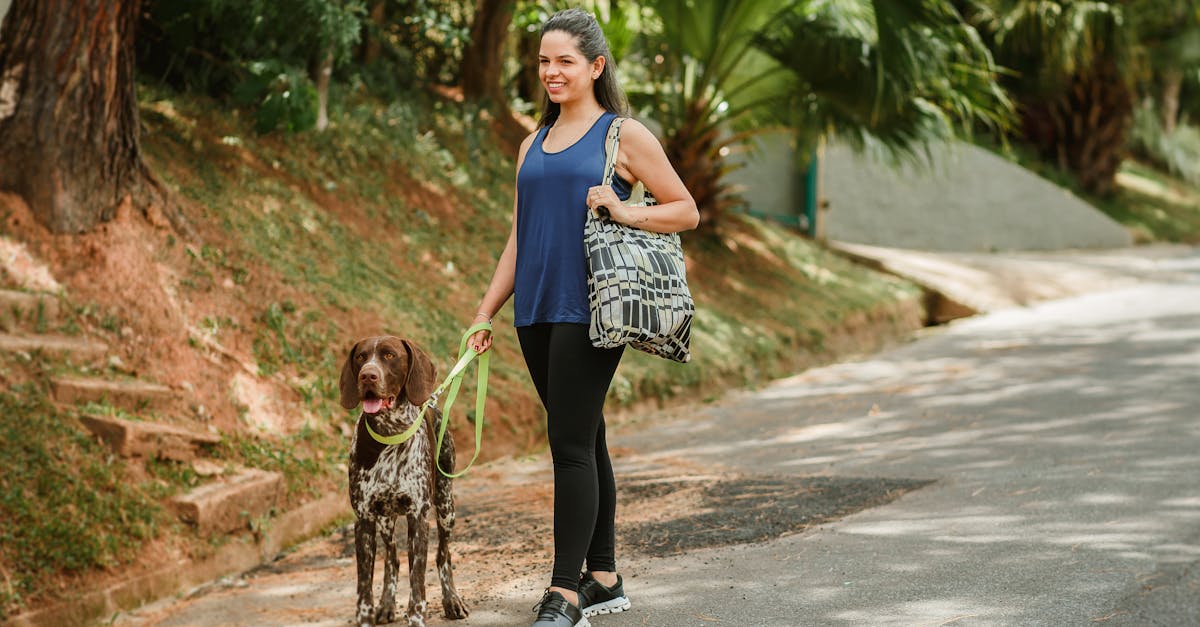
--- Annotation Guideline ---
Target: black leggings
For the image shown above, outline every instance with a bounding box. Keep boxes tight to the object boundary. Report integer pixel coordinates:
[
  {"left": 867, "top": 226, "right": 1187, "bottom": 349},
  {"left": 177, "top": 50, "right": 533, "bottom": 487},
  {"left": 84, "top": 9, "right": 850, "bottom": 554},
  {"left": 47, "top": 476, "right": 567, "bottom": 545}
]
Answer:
[{"left": 517, "top": 323, "right": 625, "bottom": 592}]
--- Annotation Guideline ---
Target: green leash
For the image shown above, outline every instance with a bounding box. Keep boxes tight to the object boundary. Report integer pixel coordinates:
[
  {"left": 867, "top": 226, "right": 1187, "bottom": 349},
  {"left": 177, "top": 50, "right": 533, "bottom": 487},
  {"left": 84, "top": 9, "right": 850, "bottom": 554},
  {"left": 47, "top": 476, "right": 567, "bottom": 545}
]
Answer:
[{"left": 363, "top": 322, "right": 491, "bottom": 478}]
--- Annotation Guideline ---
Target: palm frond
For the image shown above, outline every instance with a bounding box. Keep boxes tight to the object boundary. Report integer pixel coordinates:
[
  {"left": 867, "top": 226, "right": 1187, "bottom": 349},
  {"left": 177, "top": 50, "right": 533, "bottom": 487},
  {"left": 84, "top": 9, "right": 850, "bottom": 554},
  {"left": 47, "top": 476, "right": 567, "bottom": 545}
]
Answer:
[{"left": 757, "top": 0, "right": 1012, "bottom": 165}]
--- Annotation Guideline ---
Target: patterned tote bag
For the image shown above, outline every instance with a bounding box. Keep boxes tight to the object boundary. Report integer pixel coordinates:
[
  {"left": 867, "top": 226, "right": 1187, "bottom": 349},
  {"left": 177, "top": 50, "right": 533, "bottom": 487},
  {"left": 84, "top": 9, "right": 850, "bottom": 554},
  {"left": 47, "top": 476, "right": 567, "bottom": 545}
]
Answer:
[{"left": 583, "top": 117, "right": 694, "bottom": 363}]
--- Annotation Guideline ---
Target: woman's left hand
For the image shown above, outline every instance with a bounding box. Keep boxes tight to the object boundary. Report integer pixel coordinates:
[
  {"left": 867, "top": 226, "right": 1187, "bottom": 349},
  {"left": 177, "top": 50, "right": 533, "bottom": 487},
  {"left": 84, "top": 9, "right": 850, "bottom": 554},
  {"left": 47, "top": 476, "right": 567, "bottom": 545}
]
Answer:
[{"left": 586, "top": 185, "right": 623, "bottom": 220}]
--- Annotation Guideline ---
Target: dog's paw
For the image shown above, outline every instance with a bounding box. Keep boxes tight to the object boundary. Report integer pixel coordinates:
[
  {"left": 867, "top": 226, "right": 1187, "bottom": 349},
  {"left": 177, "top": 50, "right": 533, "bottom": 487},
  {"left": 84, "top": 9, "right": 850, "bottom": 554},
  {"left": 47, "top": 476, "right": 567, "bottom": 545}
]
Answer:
[
  {"left": 373, "top": 603, "right": 397, "bottom": 624},
  {"left": 404, "top": 612, "right": 426, "bottom": 627},
  {"left": 443, "top": 593, "right": 470, "bottom": 620},
  {"left": 356, "top": 604, "right": 375, "bottom": 627}
]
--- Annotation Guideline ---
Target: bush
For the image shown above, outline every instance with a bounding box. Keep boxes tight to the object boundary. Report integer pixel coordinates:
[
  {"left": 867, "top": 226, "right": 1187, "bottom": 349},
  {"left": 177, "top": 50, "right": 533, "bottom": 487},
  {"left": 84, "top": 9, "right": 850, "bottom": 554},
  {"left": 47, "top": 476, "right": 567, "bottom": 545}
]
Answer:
[{"left": 1129, "top": 103, "right": 1200, "bottom": 186}]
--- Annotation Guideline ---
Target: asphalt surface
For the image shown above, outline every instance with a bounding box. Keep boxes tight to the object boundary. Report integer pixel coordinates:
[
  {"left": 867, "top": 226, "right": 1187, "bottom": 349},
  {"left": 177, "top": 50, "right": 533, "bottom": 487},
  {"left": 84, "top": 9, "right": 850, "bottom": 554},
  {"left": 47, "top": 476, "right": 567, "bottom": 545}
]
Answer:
[
  {"left": 596, "top": 248, "right": 1200, "bottom": 626},
  {"left": 115, "top": 247, "right": 1200, "bottom": 626}
]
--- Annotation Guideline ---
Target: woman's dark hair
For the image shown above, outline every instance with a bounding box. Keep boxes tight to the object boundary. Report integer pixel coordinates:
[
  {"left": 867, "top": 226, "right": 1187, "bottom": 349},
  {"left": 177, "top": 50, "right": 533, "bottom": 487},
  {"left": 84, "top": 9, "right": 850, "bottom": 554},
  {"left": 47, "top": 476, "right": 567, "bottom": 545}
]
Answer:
[{"left": 537, "top": 8, "right": 630, "bottom": 128}]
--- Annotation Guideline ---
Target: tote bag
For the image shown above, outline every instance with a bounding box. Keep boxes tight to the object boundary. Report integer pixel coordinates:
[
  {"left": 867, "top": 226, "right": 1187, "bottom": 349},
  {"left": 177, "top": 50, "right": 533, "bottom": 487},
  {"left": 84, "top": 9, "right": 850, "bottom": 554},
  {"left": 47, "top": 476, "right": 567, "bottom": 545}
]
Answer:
[{"left": 583, "top": 117, "right": 693, "bottom": 363}]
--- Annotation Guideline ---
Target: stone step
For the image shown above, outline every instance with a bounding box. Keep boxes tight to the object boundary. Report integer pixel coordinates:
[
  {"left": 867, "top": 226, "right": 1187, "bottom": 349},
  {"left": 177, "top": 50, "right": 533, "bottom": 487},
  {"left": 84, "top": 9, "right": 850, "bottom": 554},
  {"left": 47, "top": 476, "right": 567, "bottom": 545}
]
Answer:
[
  {"left": 169, "top": 469, "right": 283, "bottom": 536},
  {"left": 78, "top": 414, "right": 220, "bottom": 461},
  {"left": 0, "top": 288, "right": 61, "bottom": 330},
  {"left": 0, "top": 332, "right": 107, "bottom": 361},
  {"left": 53, "top": 375, "right": 172, "bottom": 412}
]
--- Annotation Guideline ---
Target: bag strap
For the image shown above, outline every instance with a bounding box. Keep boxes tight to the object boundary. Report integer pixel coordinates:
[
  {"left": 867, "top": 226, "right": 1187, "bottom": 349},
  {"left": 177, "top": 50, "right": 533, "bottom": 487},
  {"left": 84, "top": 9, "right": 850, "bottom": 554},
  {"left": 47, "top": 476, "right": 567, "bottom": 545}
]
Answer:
[
  {"left": 601, "top": 116, "right": 625, "bottom": 189},
  {"left": 597, "top": 117, "right": 647, "bottom": 218}
]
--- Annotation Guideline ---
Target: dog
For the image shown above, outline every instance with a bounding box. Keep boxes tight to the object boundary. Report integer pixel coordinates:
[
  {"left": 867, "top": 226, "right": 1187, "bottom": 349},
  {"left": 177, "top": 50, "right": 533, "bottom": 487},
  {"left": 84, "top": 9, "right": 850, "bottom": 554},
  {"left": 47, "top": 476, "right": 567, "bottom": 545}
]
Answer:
[{"left": 340, "top": 336, "right": 470, "bottom": 627}]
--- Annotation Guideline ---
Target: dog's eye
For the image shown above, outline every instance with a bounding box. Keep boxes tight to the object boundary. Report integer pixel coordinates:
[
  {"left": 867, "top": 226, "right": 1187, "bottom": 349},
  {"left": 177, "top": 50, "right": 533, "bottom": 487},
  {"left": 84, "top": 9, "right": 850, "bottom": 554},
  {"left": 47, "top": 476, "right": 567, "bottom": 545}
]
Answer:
[
  {"left": 382, "top": 352, "right": 394, "bottom": 360},
  {"left": 355, "top": 353, "right": 366, "bottom": 362}
]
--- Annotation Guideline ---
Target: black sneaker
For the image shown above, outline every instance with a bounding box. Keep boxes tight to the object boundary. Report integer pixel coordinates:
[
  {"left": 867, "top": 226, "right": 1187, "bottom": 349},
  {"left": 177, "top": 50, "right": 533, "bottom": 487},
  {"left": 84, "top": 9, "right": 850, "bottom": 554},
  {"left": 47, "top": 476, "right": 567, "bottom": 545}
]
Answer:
[
  {"left": 578, "top": 572, "right": 631, "bottom": 617},
  {"left": 532, "top": 589, "right": 590, "bottom": 627}
]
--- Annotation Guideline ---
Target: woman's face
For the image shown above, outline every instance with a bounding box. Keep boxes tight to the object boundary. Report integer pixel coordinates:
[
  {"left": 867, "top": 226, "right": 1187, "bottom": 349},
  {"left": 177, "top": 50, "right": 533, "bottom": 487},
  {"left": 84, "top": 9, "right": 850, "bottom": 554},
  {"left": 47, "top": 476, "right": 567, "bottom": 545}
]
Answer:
[{"left": 539, "top": 30, "right": 601, "bottom": 105}]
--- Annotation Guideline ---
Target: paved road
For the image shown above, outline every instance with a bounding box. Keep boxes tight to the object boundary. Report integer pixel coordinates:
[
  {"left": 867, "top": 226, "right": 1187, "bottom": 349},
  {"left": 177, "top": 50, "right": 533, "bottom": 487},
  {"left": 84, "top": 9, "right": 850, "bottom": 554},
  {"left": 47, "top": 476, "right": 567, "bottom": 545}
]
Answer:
[
  {"left": 600, "top": 249, "right": 1200, "bottom": 626},
  {"left": 119, "top": 249, "right": 1200, "bottom": 626}
]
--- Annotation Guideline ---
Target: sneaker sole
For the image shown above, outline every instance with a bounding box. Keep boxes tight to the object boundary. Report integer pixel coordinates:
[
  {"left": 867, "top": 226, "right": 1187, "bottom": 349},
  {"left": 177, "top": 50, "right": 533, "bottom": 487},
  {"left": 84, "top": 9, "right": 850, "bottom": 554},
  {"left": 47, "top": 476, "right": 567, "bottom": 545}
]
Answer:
[{"left": 582, "top": 596, "right": 631, "bottom": 617}]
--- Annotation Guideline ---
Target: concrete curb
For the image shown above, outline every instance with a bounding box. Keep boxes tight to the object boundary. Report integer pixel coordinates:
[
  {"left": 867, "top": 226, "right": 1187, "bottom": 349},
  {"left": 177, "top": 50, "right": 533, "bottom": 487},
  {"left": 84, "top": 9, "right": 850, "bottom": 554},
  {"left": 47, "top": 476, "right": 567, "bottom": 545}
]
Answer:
[{"left": 3, "top": 492, "right": 350, "bottom": 627}]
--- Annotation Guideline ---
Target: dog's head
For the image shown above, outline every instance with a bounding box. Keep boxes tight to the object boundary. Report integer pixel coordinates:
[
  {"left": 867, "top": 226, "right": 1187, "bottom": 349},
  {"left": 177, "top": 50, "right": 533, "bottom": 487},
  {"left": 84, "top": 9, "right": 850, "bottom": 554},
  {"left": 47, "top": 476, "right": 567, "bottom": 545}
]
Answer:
[{"left": 339, "top": 336, "right": 437, "bottom": 414}]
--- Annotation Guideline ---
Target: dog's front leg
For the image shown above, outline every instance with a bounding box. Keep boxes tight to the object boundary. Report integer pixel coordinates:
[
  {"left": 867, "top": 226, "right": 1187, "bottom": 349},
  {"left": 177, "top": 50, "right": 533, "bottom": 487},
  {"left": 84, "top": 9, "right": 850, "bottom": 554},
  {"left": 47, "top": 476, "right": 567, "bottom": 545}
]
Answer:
[
  {"left": 405, "top": 510, "right": 429, "bottom": 627},
  {"left": 375, "top": 517, "right": 399, "bottom": 624},
  {"left": 355, "top": 518, "right": 378, "bottom": 627}
]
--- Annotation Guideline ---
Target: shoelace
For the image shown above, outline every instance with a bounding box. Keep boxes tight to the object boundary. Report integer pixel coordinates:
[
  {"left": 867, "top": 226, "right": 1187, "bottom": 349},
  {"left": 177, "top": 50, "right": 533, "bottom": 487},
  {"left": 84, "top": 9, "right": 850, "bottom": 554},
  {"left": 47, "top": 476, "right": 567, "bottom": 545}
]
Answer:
[{"left": 532, "top": 589, "right": 570, "bottom": 619}]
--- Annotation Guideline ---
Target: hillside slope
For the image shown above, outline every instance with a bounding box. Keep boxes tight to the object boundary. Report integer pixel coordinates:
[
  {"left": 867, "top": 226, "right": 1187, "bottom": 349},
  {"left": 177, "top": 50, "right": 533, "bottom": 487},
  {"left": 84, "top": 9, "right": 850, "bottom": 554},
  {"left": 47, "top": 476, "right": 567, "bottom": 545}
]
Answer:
[{"left": 0, "top": 89, "right": 922, "bottom": 619}]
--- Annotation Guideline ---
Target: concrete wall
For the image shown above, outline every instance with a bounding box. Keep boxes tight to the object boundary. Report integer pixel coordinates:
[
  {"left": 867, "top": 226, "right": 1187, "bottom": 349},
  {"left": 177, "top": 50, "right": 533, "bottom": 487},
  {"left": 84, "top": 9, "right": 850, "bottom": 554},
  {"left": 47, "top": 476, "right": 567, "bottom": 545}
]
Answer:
[
  {"left": 820, "top": 141, "right": 1133, "bottom": 251},
  {"left": 726, "top": 132, "right": 804, "bottom": 222}
]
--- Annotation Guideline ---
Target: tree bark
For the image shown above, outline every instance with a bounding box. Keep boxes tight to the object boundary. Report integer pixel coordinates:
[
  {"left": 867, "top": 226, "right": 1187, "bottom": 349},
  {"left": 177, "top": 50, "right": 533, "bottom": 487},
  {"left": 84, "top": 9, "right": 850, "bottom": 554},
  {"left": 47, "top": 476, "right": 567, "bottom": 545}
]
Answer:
[
  {"left": 1019, "top": 59, "right": 1132, "bottom": 196},
  {"left": 313, "top": 46, "right": 334, "bottom": 132},
  {"left": 0, "top": 0, "right": 183, "bottom": 234},
  {"left": 361, "top": 0, "right": 386, "bottom": 65},
  {"left": 1161, "top": 67, "right": 1183, "bottom": 135},
  {"left": 460, "top": 0, "right": 527, "bottom": 154},
  {"left": 461, "top": 0, "right": 513, "bottom": 103}
]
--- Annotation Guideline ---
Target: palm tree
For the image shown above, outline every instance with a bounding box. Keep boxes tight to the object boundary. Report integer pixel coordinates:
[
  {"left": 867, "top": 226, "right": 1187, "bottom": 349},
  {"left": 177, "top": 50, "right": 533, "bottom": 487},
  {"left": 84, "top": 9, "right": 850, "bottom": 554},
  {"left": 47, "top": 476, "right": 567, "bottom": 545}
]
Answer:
[
  {"left": 756, "top": 0, "right": 1011, "bottom": 166},
  {"left": 965, "top": 0, "right": 1195, "bottom": 194},
  {"left": 632, "top": 0, "right": 794, "bottom": 226},
  {"left": 630, "top": 0, "right": 1011, "bottom": 227}
]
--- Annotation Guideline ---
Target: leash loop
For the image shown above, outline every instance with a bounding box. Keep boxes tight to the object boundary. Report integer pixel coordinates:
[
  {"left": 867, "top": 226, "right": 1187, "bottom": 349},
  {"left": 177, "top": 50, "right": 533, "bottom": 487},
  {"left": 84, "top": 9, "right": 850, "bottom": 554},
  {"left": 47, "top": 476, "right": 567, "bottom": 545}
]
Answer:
[{"left": 431, "top": 321, "right": 491, "bottom": 477}]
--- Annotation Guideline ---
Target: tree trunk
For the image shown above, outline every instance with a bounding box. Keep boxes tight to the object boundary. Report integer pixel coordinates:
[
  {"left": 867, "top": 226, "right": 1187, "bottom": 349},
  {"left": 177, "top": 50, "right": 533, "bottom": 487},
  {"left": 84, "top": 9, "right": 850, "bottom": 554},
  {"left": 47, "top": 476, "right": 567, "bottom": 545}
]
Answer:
[
  {"left": 514, "top": 25, "right": 542, "bottom": 105},
  {"left": 1019, "top": 59, "right": 1132, "bottom": 196},
  {"left": 460, "top": 0, "right": 527, "bottom": 154},
  {"left": 313, "top": 46, "right": 334, "bottom": 132},
  {"left": 361, "top": 0, "right": 386, "bottom": 65},
  {"left": 0, "top": 0, "right": 183, "bottom": 234},
  {"left": 663, "top": 99, "right": 735, "bottom": 228},
  {"left": 1161, "top": 67, "right": 1183, "bottom": 135},
  {"left": 461, "top": 0, "right": 513, "bottom": 103}
]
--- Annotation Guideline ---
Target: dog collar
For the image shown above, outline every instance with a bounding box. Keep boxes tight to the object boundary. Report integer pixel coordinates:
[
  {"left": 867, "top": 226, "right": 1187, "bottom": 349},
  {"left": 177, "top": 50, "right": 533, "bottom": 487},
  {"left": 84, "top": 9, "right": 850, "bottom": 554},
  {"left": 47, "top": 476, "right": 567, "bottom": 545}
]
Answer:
[{"left": 364, "top": 411, "right": 422, "bottom": 446}]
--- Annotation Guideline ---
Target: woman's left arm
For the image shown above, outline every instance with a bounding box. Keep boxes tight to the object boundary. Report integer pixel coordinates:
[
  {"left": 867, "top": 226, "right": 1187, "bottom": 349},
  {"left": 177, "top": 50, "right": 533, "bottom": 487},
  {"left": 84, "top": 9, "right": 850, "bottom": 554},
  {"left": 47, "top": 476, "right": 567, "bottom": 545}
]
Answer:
[{"left": 587, "top": 119, "right": 699, "bottom": 233}]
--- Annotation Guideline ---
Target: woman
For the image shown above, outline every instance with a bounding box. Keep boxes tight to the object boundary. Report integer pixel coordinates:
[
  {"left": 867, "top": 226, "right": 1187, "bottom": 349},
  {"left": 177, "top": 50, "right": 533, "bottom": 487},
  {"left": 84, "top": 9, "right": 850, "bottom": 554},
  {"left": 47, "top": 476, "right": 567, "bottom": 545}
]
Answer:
[{"left": 467, "top": 8, "right": 698, "bottom": 626}]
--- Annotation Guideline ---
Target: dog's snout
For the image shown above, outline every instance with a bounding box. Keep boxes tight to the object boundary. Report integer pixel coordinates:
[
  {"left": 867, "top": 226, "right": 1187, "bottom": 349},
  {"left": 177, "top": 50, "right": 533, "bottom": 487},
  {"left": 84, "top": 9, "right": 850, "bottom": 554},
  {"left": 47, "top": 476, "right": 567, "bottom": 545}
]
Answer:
[{"left": 359, "top": 363, "right": 382, "bottom": 383}]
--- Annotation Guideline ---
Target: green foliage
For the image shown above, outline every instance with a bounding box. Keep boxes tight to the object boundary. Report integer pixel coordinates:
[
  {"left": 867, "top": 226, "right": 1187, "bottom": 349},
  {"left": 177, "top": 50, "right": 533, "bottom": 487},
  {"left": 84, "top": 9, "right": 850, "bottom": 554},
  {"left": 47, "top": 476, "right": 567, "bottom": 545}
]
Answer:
[
  {"left": 233, "top": 63, "right": 320, "bottom": 133},
  {"left": 1129, "top": 104, "right": 1200, "bottom": 186},
  {"left": 379, "top": 0, "right": 475, "bottom": 85},
  {"left": 139, "top": 0, "right": 366, "bottom": 132},
  {"left": 0, "top": 386, "right": 161, "bottom": 616},
  {"left": 978, "top": 0, "right": 1132, "bottom": 95},
  {"left": 757, "top": 0, "right": 1012, "bottom": 165}
]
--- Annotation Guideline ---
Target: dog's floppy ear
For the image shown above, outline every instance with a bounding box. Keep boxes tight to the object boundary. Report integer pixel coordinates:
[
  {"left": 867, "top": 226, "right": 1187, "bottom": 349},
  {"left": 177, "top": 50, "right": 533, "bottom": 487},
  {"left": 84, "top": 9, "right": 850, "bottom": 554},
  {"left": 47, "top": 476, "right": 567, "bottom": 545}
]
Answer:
[
  {"left": 339, "top": 341, "right": 362, "bottom": 409},
  {"left": 401, "top": 339, "right": 437, "bottom": 406}
]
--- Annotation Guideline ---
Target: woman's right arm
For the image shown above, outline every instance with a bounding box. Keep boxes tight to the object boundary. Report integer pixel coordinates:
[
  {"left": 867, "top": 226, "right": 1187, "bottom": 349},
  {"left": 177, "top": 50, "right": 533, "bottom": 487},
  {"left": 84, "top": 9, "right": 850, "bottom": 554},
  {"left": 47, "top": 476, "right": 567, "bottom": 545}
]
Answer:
[{"left": 469, "top": 132, "right": 538, "bottom": 353}]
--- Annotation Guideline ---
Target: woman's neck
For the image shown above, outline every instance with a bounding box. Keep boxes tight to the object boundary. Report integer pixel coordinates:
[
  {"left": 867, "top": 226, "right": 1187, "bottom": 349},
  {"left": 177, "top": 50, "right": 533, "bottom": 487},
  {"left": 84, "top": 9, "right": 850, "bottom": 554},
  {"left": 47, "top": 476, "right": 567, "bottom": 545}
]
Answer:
[{"left": 556, "top": 99, "right": 605, "bottom": 125}]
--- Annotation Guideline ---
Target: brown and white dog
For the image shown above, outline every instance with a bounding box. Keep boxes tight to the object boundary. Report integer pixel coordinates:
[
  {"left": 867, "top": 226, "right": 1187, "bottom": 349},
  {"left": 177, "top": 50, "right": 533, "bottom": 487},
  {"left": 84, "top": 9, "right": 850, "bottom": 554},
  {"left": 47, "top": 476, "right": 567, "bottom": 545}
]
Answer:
[{"left": 339, "top": 336, "right": 469, "bottom": 627}]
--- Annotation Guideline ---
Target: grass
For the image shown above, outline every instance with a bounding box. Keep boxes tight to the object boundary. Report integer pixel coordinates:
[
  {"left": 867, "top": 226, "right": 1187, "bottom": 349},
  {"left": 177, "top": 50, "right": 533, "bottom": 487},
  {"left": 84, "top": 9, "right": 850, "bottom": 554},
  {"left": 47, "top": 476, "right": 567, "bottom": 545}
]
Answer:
[
  {"left": 1103, "top": 161, "right": 1200, "bottom": 244},
  {"left": 0, "top": 384, "right": 163, "bottom": 618}
]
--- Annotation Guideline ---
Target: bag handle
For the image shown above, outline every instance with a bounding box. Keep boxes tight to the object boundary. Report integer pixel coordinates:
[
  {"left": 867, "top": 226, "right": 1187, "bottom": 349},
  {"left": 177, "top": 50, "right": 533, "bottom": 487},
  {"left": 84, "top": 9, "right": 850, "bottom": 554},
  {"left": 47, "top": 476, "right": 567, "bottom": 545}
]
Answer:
[{"left": 597, "top": 117, "right": 647, "bottom": 219}]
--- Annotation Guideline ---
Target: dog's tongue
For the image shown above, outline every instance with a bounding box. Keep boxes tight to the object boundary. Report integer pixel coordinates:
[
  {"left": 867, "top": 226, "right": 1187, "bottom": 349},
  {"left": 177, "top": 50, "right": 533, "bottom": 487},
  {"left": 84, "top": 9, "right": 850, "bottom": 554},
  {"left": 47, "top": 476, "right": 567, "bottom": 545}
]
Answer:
[{"left": 362, "top": 399, "right": 384, "bottom": 414}]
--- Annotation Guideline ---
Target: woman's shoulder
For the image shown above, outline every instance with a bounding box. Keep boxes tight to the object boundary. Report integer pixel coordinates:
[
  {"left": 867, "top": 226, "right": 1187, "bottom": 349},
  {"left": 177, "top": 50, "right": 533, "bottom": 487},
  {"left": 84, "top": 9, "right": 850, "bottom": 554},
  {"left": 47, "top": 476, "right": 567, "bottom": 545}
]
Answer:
[
  {"left": 517, "top": 129, "right": 541, "bottom": 164},
  {"left": 616, "top": 117, "right": 657, "bottom": 149}
]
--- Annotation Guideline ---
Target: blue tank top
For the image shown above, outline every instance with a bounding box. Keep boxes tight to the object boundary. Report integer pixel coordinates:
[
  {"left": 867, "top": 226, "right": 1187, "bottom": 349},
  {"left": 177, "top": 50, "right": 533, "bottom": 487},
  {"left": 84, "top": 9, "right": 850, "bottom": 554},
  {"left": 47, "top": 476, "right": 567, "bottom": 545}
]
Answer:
[{"left": 514, "top": 111, "right": 631, "bottom": 327}]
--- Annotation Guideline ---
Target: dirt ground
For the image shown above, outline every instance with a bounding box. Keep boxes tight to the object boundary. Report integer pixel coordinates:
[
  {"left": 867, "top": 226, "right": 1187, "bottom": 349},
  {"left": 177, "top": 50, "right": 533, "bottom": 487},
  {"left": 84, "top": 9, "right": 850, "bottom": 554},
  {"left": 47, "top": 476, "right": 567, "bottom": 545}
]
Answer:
[{"left": 113, "top": 445, "right": 927, "bottom": 626}]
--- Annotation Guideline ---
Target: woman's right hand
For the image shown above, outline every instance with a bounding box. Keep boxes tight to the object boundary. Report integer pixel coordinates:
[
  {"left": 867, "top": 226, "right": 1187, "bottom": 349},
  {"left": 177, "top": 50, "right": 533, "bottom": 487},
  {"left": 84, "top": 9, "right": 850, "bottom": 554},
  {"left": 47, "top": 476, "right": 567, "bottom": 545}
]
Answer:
[{"left": 468, "top": 326, "right": 493, "bottom": 354}]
